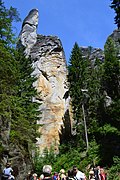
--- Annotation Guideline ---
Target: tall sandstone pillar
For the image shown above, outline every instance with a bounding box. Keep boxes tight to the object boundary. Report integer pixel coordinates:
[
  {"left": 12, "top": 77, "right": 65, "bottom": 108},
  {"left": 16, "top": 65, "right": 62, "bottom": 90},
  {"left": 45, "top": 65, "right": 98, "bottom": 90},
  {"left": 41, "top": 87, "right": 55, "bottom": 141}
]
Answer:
[{"left": 19, "top": 9, "right": 71, "bottom": 154}]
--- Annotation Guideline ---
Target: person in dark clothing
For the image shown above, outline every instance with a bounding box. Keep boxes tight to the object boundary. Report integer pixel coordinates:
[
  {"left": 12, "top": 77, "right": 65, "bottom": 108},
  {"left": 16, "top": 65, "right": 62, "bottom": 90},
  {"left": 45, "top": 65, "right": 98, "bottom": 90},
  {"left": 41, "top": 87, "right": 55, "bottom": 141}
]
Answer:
[
  {"left": 66, "top": 169, "right": 74, "bottom": 180},
  {"left": 42, "top": 165, "right": 52, "bottom": 180},
  {"left": 94, "top": 166, "right": 100, "bottom": 180}
]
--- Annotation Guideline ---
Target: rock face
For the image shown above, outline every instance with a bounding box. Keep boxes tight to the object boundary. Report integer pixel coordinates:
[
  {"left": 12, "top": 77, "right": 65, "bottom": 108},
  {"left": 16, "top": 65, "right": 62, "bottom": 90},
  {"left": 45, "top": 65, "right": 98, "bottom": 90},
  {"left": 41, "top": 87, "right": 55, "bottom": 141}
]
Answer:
[
  {"left": 0, "top": 132, "right": 33, "bottom": 180},
  {"left": 19, "top": 9, "right": 71, "bottom": 154},
  {"left": 109, "top": 29, "right": 120, "bottom": 57},
  {"left": 31, "top": 35, "right": 70, "bottom": 153},
  {"left": 80, "top": 29, "right": 120, "bottom": 64},
  {"left": 19, "top": 9, "right": 39, "bottom": 56},
  {"left": 80, "top": 46, "right": 104, "bottom": 64}
]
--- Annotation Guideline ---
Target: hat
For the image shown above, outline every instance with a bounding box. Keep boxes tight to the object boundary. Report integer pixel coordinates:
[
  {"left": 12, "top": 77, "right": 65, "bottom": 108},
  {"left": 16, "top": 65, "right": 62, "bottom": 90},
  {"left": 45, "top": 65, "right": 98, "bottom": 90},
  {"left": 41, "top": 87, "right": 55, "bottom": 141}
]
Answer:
[
  {"left": 43, "top": 165, "right": 52, "bottom": 174},
  {"left": 60, "top": 169, "right": 65, "bottom": 174},
  {"left": 89, "top": 170, "right": 94, "bottom": 175},
  {"left": 33, "top": 173, "right": 37, "bottom": 177}
]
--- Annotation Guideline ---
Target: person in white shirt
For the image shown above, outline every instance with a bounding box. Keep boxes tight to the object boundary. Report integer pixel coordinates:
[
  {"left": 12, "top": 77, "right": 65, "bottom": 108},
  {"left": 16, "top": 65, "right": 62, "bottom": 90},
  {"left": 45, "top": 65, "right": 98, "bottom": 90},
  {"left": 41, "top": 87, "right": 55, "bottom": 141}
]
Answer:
[
  {"left": 3, "top": 162, "right": 14, "bottom": 179},
  {"left": 73, "top": 166, "right": 86, "bottom": 180}
]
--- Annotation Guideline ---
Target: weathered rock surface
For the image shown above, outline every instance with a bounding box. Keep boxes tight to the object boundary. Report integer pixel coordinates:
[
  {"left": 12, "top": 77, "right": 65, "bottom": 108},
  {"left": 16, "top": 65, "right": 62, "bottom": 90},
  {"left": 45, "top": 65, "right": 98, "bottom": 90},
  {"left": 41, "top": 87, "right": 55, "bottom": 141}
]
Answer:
[
  {"left": 108, "top": 28, "right": 120, "bottom": 57},
  {"left": 80, "top": 46, "right": 104, "bottom": 64},
  {"left": 19, "top": 9, "right": 39, "bottom": 56},
  {"left": 19, "top": 9, "right": 71, "bottom": 154},
  {"left": 31, "top": 35, "right": 70, "bottom": 153}
]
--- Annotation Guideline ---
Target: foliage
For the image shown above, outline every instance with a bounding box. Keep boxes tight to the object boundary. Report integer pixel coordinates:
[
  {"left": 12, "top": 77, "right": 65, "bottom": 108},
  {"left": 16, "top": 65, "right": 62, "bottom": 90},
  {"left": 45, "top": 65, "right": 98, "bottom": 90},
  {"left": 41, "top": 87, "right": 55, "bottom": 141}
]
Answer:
[
  {"left": 96, "top": 36, "right": 120, "bottom": 166},
  {"left": 0, "top": 0, "right": 21, "bottom": 45},
  {"left": 103, "top": 37, "right": 119, "bottom": 100},
  {"left": 87, "top": 140, "right": 100, "bottom": 166},
  {"left": 0, "top": 41, "right": 17, "bottom": 149},
  {"left": 9, "top": 48, "right": 41, "bottom": 146},
  {"left": 0, "top": 0, "right": 41, "bottom": 164},
  {"left": 66, "top": 36, "right": 120, "bottom": 170},
  {"left": 86, "top": 58, "right": 104, "bottom": 138},
  {"left": 108, "top": 157, "right": 120, "bottom": 180},
  {"left": 110, "top": 0, "right": 120, "bottom": 29},
  {"left": 34, "top": 140, "right": 100, "bottom": 179},
  {"left": 68, "top": 42, "right": 92, "bottom": 150},
  {"left": 34, "top": 146, "right": 57, "bottom": 176}
]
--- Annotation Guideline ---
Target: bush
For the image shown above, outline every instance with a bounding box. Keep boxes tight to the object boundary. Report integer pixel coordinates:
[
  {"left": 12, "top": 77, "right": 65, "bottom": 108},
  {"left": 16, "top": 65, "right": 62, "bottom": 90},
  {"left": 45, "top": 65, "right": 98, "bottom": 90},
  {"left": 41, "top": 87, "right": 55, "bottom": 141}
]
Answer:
[{"left": 108, "top": 157, "right": 120, "bottom": 180}]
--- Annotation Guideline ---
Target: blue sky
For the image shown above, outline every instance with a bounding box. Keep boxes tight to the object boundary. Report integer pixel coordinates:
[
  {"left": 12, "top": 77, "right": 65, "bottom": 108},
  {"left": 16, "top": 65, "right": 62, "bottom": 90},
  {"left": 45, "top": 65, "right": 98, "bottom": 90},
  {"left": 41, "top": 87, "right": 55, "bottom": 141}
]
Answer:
[{"left": 4, "top": 0, "right": 116, "bottom": 62}]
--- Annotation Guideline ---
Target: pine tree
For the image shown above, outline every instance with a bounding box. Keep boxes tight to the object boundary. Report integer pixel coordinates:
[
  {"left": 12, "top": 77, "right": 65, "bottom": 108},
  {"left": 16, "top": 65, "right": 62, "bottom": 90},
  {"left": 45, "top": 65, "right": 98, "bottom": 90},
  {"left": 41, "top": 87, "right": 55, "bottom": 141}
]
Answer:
[
  {"left": 103, "top": 37, "right": 119, "bottom": 99},
  {"left": 0, "top": 0, "right": 40, "bottom": 156},
  {"left": 87, "top": 58, "right": 104, "bottom": 138},
  {"left": 0, "top": 42, "right": 17, "bottom": 141},
  {"left": 10, "top": 48, "right": 41, "bottom": 146},
  {"left": 0, "top": 0, "right": 20, "bottom": 45},
  {"left": 0, "top": 1, "right": 21, "bottom": 151},
  {"left": 110, "top": 0, "right": 120, "bottom": 29},
  {"left": 68, "top": 42, "right": 91, "bottom": 149},
  {"left": 97, "top": 37, "right": 120, "bottom": 166}
]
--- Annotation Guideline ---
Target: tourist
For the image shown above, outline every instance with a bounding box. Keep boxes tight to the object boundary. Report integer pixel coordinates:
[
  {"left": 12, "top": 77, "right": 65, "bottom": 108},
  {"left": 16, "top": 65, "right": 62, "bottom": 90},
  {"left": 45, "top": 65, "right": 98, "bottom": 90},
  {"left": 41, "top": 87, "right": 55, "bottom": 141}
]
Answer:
[
  {"left": 42, "top": 165, "right": 52, "bottom": 180},
  {"left": 72, "top": 166, "right": 86, "bottom": 180}
]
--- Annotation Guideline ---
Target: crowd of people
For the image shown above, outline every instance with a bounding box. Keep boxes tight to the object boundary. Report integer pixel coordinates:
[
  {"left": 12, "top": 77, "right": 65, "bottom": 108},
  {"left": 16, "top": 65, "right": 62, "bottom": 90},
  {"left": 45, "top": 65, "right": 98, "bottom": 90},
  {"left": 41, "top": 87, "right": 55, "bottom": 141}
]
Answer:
[
  {"left": 26, "top": 165, "right": 107, "bottom": 180},
  {"left": 1, "top": 163, "right": 107, "bottom": 180}
]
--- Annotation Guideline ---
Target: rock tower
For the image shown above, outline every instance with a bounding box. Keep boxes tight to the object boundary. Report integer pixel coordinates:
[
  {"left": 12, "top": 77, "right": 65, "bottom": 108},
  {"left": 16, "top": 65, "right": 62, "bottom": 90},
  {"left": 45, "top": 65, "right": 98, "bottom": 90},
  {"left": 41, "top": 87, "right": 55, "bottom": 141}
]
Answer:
[{"left": 19, "top": 9, "right": 71, "bottom": 154}]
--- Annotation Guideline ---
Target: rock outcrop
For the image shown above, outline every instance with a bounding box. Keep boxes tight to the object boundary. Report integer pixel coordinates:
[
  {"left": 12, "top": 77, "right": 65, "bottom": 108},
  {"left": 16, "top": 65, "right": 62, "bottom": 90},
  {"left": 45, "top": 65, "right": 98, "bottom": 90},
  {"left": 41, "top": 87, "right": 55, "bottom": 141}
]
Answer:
[
  {"left": 19, "top": 9, "right": 71, "bottom": 154},
  {"left": 31, "top": 35, "right": 70, "bottom": 153},
  {"left": 108, "top": 28, "right": 120, "bottom": 57},
  {"left": 80, "top": 46, "right": 104, "bottom": 64},
  {"left": 19, "top": 9, "right": 39, "bottom": 56}
]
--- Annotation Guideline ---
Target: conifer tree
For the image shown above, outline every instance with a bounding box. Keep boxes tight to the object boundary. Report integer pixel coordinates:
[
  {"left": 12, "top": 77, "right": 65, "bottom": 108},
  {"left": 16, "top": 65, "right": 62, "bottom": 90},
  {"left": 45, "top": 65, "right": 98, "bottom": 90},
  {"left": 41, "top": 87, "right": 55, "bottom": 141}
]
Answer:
[
  {"left": 10, "top": 48, "right": 41, "bottom": 145},
  {"left": 110, "top": 0, "right": 120, "bottom": 29},
  {"left": 0, "top": 0, "right": 20, "bottom": 45},
  {"left": 68, "top": 42, "right": 91, "bottom": 149},
  {"left": 103, "top": 37, "right": 119, "bottom": 99},
  {"left": 0, "top": 1, "right": 21, "bottom": 156},
  {"left": 0, "top": 0, "right": 40, "bottom": 155},
  {"left": 87, "top": 58, "right": 104, "bottom": 139},
  {"left": 98, "top": 37, "right": 120, "bottom": 166},
  {"left": 0, "top": 0, "right": 20, "bottom": 140}
]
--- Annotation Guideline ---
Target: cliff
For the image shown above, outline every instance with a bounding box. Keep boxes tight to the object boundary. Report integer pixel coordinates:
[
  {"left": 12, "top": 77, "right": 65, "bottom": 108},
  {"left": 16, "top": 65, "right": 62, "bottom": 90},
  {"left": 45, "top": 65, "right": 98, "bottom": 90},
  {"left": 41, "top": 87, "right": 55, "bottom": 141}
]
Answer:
[{"left": 19, "top": 9, "right": 71, "bottom": 154}]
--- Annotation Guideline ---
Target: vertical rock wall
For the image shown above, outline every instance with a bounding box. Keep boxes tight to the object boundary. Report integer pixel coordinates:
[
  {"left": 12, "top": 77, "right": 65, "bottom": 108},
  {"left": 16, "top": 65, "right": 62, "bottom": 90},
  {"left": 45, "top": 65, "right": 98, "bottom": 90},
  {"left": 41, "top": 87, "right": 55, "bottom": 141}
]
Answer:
[{"left": 19, "top": 9, "right": 71, "bottom": 154}]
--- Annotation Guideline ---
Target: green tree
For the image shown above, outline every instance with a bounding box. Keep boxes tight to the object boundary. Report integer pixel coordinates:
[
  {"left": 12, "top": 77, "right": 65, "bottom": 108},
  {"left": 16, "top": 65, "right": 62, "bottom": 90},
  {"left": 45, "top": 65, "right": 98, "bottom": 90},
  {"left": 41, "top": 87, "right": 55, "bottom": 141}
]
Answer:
[
  {"left": 0, "top": 42, "right": 17, "bottom": 147},
  {"left": 97, "top": 37, "right": 120, "bottom": 166},
  {"left": 87, "top": 58, "right": 104, "bottom": 140},
  {"left": 110, "top": 0, "right": 120, "bottom": 29},
  {"left": 10, "top": 48, "right": 41, "bottom": 146},
  {"left": 0, "top": 0, "right": 20, "bottom": 45},
  {"left": 0, "top": 0, "right": 40, "bottom": 163},
  {"left": 0, "top": 1, "right": 21, "bottom": 155},
  {"left": 68, "top": 42, "right": 91, "bottom": 150},
  {"left": 108, "top": 156, "right": 120, "bottom": 180},
  {"left": 103, "top": 37, "right": 119, "bottom": 100}
]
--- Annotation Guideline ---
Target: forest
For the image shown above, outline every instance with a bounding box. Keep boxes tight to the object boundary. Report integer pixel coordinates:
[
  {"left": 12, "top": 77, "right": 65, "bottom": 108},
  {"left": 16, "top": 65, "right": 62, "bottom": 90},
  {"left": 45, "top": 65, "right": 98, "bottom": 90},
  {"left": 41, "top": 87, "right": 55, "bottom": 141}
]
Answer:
[{"left": 0, "top": 0, "right": 120, "bottom": 179}]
